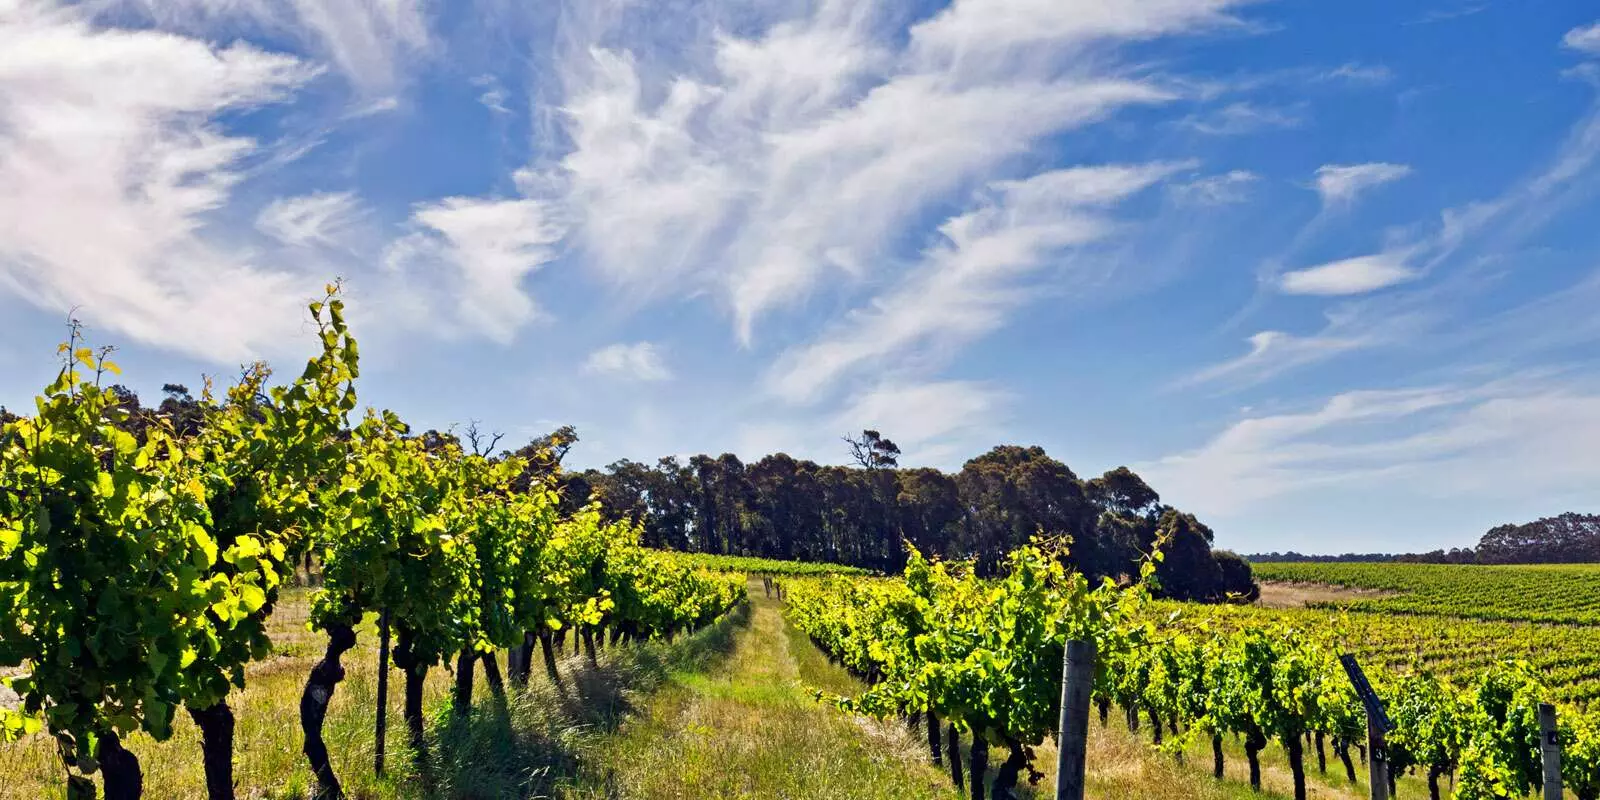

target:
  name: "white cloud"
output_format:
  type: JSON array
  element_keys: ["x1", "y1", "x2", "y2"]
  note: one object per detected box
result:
[
  {"x1": 0, "y1": 1, "x2": 322, "y2": 362},
  {"x1": 532, "y1": 0, "x2": 1253, "y2": 345},
  {"x1": 1180, "y1": 296, "x2": 1439, "y2": 390},
  {"x1": 1180, "y1": 329, "x2": 1375, "y2": 388},
  {"x1": 1564, "y1": 22, "x2": 1600, "y2": 57},
  {"x1": 1181, "y1": 102, "x2": 1303, "y2": 135},
  {"x1": 1169, "y1": 170, "x2": 1258, "y2": 205},
  {"x1": 1321, "y1": 63, "x2": 1392, "y2": 83},
  {"x1": 103, "y1": 0, "x2": 432, "y2": 95},
  {"x1": 471, "y1": 73, "x2": 510, "y2": 114},
  {"x1": 1407, "y1": 4, "x2": 1488, "y2": 25},
  {"x1": 767, "y1": 162, "x2": 1182, "y2": 402},
  {"x1": 1279, "y1": 252, "x2": 1418, "y2": 295},
  {"x1": 1201, "y1": 89, "x2": 1600, "y2": 390},
  {"x1": 1144, "y1": 376, "x2": 1600, "y2": 518},
  {"x1": 256, "y1": 191, "x2": 365, "y2": 248},
  {"x1": 385, "y1": 197, "x2": 565, "y2": 342},
  {"x1": 1313, "y1": 162, "x2": 1412, "y2": 208},
  {"x1": 583, "y1": 342, "x2": 672, "y2": 381},
  {"x1": 907, "y1": 0, "x2": 1248, "y2": 66}
]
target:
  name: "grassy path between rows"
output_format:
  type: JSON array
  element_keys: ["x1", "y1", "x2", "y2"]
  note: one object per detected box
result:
[{"x1": 561, "y1": 583, "x2": 958, "y2": 799}]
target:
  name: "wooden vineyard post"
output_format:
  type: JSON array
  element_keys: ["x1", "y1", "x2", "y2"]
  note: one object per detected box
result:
[
  {"x1": 1055, "y1": 639, "x2": 1096, "y2": 800},
  {"x1": 1540, "y1": 703, "x2": 1562, "y2": 800},
  {"x1": 1339, "y1": 654, "x2": 1394, "y2": 800},
  {"x1": 1366, "y1": 716, "x2": 1389, "y2": 800}
]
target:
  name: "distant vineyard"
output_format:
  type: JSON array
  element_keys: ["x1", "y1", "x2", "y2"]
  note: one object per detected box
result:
[
  {"x1": 1167, "y1": 601, "x2": 1600, "y2": 704},
  {"x1": 658, "y1": 552, "x2": 870, "y2": 576},
  {"x1": 1252, "y1": 561, "x2": 1600, "y2": 624}
]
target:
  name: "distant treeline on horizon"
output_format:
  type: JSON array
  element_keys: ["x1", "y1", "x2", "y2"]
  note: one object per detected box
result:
[{"x1": 1247, "y1": 512, "x2": 1600, "y2": 565}]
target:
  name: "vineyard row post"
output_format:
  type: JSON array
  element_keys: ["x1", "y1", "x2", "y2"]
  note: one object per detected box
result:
[
  {"x1": 1540, "y1": 702, "x2": 1562, "y2": 800},
  {"x1": 1367, "y1": 716, "x2": 1388, "y2": 800},
  {"x1": 1339, "y1": 654, "x2": 1392, "y2": 800},
  {"x1": 1054, "y1": 638, "x2": 1095, "y2": 800}
]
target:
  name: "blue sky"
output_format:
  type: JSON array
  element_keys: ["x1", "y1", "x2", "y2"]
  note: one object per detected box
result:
[{"x1": 3, "y1": 0, "x2": 1599, "y2": 555}]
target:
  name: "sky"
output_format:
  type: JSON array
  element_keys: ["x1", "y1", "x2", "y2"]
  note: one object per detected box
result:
[{"x1": 2, "y1": 0, "x2": 1599, "y2": 555}]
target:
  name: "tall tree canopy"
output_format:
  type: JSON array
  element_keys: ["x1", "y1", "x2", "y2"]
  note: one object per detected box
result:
[{"x1": 575, "y1": 441, "x2": 1254, "y2": 602}]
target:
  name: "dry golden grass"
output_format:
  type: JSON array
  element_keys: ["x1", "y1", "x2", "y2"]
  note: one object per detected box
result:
[{"x1": 1255, "y1": 581, "x2": 1398, "y2": 609}]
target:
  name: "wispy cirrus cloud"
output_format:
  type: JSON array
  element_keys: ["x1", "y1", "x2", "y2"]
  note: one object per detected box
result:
[
  {"x1": 100, "y1": 0, "x2": 433, "y2": 96},
  {"x1": 384, "y1": 197, "x2": 565, "y2": 342},
  {"x1": 1406, "y1": 3, "x2": 1489, "y2": 26},
  {"x1": 1181, "y1": 101, "x2": 1304, "y2": 135},
  {"x1": 1313, "y1": 162, "x2": 1413, "y2": 208},
  {"x1": 1197, "y1": 64, "x2": 1600, "y2": 390},
  {"x1": 0, "y1": 1, "x2": 322, "y2": 362},
  {"x1": 256, "y1": 191, "x2": 366, "y2": 249},
  {"x1": 1169, "y1": 170, "x2": 1259, "y2": 206},
  {"x1": 766, "y1": 162, "x2": 1184, "y2": 403},
  {"x1": 1320, "y1": 62, "x2": 1393, "y2": 83},
  {"x1": 1144, "y1": 374, "x2": 1600, "y2": 518},
  {"x1": 583, "y1": 342, "x2": 673, "y2": 382},
  {"x1": 527, "y1": 0, "x2": 1258, "y2": 345}
]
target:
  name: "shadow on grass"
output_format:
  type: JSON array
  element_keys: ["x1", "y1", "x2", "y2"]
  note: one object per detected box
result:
[{"x1": 410, "y1": 604, "x2": 750, "y2": 799}]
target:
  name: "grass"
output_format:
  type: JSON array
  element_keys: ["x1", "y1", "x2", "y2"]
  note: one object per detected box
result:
[
  {"x1": 0, "y1": 588, "x2": 746, "y2": 800},
  {"x1": 559, "y1": 582, "x2": 958, "y2": 800},
  {"x1": 0, "y1": 589, "x2": 455, "y2": 799}
]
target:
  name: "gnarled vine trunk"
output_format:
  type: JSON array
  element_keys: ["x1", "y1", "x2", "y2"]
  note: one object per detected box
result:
[
  {"x1": 513, "y1": 631, "x2": 535, "y2": 686},
  {"x1": 1285, "y1": 731, "x2": 1307, "y2": 800},
  {"x1": 301, "y1": 622, "x2": 356, "y2": 799},
  {"x1": 582, "y1": 627, "x2": 598, "y2": 667},
  {"x1": 539, "y1": 628, "x2": 562, "y2": 687},
  {"x1": 928, "y1": 711, "x2": 942, "y2": 765},
  {"x1": 991, "y1": 740, "x2": 1027, "y2": 800},
  {"x1": 1315, "y1": 731, "x2": 1326, "y2": 774},
  {"x1": 452, "y1": 648, "x2": 475, "y2": 718},
  {"x1": 969, "y1": 736, "x2": 989, "y2": 800},
  {"x1": 392, "y1": 628, "x2": 429, "y2": 766},
  {"x1": 98, "y1": 730, "x2": 143, "y2": 800},
  {"x1": 189, "y1": 701, "x2": 235, "y2": 800},
  {"x1": 375, "y1": 610, "x2": 390, "y2": 776},
  {"x1": 481, "y1": 651, "x2": 505, "y2": 700},
  {"x1": 947, "y1": 723, "x2": 964, "y2": 791},
  {"x1": 1245, "y1": 728, "x2": 1267, "y2": 791},
  {"x1": 1427, "y1": 763, "x2": 1443, "y2": 800},
  {"x1": 1336, "y1": 740, "x2": 1357, "y2": 782},
  {"x1": 1212, "y1": 734, "x2": 1225, "y2": 779}
]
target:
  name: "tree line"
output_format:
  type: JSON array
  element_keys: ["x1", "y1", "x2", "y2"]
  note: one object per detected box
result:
[{"x1": 560, "y1": 431, "x2": 1256, "y2": 603}]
